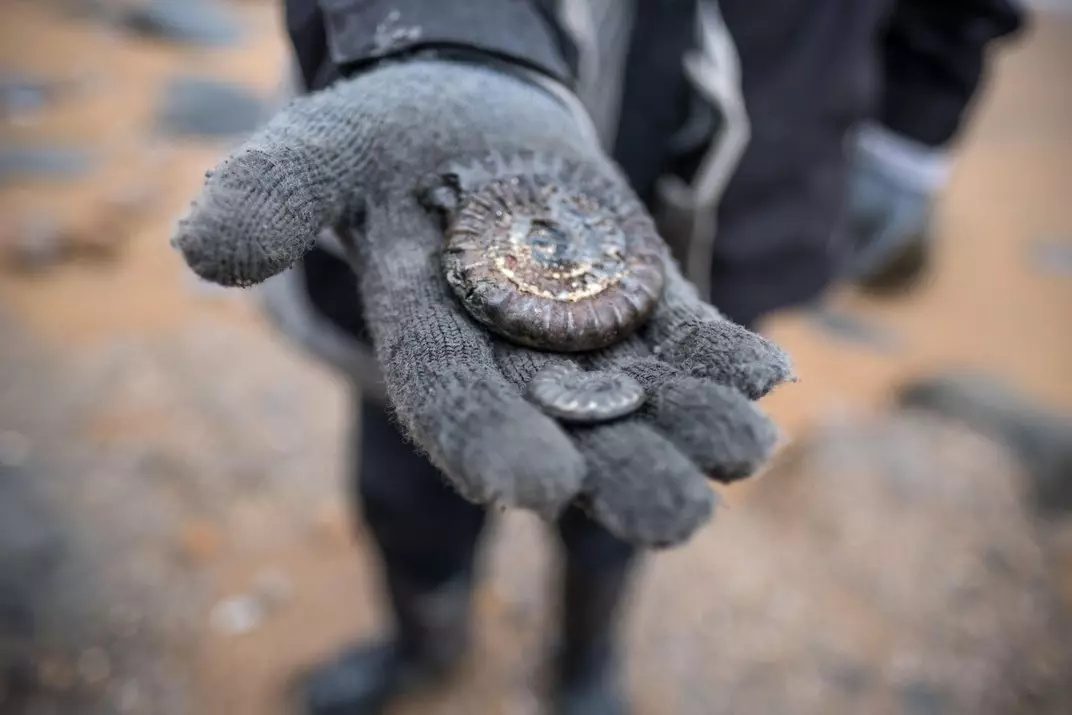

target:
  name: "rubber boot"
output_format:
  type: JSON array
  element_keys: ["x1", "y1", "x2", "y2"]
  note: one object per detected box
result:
[
  {"x1": 551, "y1": 554, "x2": 636, "y2": 715},
  {"x1": 299, "y1": 569, "x2": 473, "y2": 715}
]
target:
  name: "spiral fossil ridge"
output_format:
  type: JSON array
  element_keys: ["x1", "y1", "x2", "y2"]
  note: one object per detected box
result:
[
  {"x1": 432, "y1": 155, "x2": 666, "y2": 352},
  {"x1": 527, "y1": 363, "x2": 646, "y2": 424}
]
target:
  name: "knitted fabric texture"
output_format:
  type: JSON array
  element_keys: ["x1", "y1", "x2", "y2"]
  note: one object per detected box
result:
[{"x1": 172, "y1": 59, "x2": 794, "y2": 548}]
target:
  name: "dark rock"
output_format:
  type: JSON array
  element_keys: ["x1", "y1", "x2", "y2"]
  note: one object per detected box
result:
[
  {"x1": 3, "y1": 215, "x2": 64, "y2": 272},
  {"x1": 818, "y1": 657, "x2": 870, "y2": 696},
  {"x1": 0, "y1": 74, "x2": 51, "y2": 118},
  {"x1": 0, "y1": 147, "x2": 96, "y2": 183},
  {"x1": 1028, "y1": 237, "x2": 1072, "y2": 277},
  {"x1": 116, "y1": 0, "x2": 242, "y2": 47},
  {"x1": 897, "y1": 681, "x2": 951, "y2": 715},
  {"x1": 0, "y1": 463, "x2": 69, "y2": 706},
  {"x1": 0, "y1": 71, "x2": 100, "y2": 121},
  {"x1": 807, "y1": 306, "x2": 902, "y2": 353},
  {"x1": 43, "y1": 0, "x2": 110, "y2": 22},
  {"x1": 897, "y1": 372, "x2": 1072, "y2": 515},
  {"x1": 0, "y1": 464, "x2": 67, "y2": 612},
  {"x1": 155, "y1": 76, "x2": 268, "y2": 139}
]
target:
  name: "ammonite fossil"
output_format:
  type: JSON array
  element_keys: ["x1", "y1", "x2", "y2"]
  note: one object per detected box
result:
[
  {"x1": 437, "y1": 163, "x2": 666, "y2": 352},
  {"x1": 528, "y1": 363, "x2": 645, "y2": 424}
]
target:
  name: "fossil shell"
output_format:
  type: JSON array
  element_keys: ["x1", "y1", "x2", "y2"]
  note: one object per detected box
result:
[
  {"x1": 441, "y1": 173, "x2": 665, "y2": 352},
  {"x1": 527, "y1": 364, "x2": 645, "y2": 424}
]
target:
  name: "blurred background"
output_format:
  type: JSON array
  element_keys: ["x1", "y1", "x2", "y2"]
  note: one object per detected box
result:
[{"x1": 1, "y1": 1, "x2": 1070, "y2": 714}]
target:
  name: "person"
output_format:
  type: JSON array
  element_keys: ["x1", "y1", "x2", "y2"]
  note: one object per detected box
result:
[
  {"x1": 845, "y1": 0, "x2": 1027, "y2": 294},
  {"x1": 172, "y1": 2, "x2": 1026, "y2": 713}
]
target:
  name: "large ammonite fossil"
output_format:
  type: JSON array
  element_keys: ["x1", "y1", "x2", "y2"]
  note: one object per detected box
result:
[{"x1": 439, "y1": 168, "x2": 666, "y2": 352}]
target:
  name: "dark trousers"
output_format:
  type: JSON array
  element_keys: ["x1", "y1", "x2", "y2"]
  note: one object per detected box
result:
[{"x1": 350, "y1": 387, "x2": 640, "y2": 610}]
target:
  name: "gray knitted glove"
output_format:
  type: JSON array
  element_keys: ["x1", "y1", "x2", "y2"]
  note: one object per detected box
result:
[
  {"x1": 173, "y1": 59, "x2": 794, "y2": 548},
  {"x1": 844, "y1": 122, "x2": 951, "y2": 284}
]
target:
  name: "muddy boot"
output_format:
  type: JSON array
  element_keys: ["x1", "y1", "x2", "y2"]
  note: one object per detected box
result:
[
  {"x1": 897, "y1": 373, "x2": 1072, "y2": 515},
  {"x1": 299, "y1": 570, "x2": 472, "y2": 715},
  {"x1": 551, "y1": 523, "x2": 637, "y2": 715}
]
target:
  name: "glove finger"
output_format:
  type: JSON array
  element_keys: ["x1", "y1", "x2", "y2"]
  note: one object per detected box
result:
[
  {"x1": 580, "y1": 343, "x2": 779, "y2": 480},
  {"x1": 584, "y1": 350, "x2": 779, "y2": 481},
  {"x1": 648, "y1": 373, "x2": 778, "y2": 482},
  {"x1": 493, "y1": 339, "x2": 714, "y2": 541},
  {"x1": 595, "y1": 357, "x2": 779, "y2": 482},
  {"x1": 172, "y1": 82, "x2": 379, "y2": 287},
  {"x1": 492, "y1": 341, "x2": 582, "y2": 392},
  {"x1": 398, "y1": 361, "x2": 587, "y2": 519},
  {"x1": 641, "y1": 258, "x2": 794, "y2": 399},
  {"x1": 363, "y1": 206, "x2": 586, "y2": 518},
  {"x1": 574, "y1": 421, "x2": 716, "y2": 549}
]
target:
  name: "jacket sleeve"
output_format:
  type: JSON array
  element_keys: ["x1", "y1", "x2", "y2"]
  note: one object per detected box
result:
[
  {"x1": 877, "y1": 0, "x2": 1028, "y2": 147},
  {"x1": 284, "y1": 0, "x2": 578, "y2": 92}
]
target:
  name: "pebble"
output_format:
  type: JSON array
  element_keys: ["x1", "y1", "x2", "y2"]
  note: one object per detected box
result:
[
  {"x1": 176, "y1": 520, "x2": 221, "y2": 564},
  {"x1": 115, "y1": 680, "x2": 143, "y2": 713},
  {"x1": 108, "y1": 604, "x2": 143, "y2": 639},
  {"x1": 76, "y1": 647, "x2": 111, "y2": 684},
  {"x1": 156, "y1": 75, "x2": 268, "y2": 139},
  {"x1": 2, "y1": 215, "x2": 64, "y2": 272},
  {"x1": 807, "y1": 306, "x2": 902, "y2": 353},
  {"x1": 0, "y1": 430, "x2": 31, "y2": 467},
  {"x1": 36, "y1": 655, "x2": 76, "y2": 691},
  {"x1": 116, "y1": 0, "x2": 243, "y2": 47},
  {"x1": 0, "y1": 146, "x2": 96, "y2": 183},
  {"x1": 105, "y1": 183, "x2": 157, "y2": 217},
  {"x1": 308, "y1": 503, "x2": 353, "y2": 547},
  {"x1": 209, "y1": 595, "x2": 264, "y2": 635},
  {"x1": 3, "y1": 188, "x2": 155, "y2": 272},
  {"x1": 0, "y1": 70, "x2": 102, "y2": 122},
  {"x1": 0, "y1": 74, "x2": 50, "y2": 119},
  {"x1": 252, "y1": 567, "x2": 294, "y2": 609},
  {"x1": 1028, "y1": 237, "x2": 1072, "y2": 277},
  {"x1": 897, "y1": 680, "x2": 951, "y2": 715}
]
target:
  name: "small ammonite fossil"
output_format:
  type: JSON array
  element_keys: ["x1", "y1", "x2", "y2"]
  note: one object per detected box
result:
[
  {"x1": 528, "y1": 363, "x2": 646, "y2": 424},
  {"x1": 440, "y1": 172, "x2": 666, "y2": 352}
]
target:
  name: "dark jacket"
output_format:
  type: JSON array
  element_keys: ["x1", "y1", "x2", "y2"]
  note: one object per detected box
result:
[{"x1": 278, "y1": 0, "x2": 1024, "y2": 349}]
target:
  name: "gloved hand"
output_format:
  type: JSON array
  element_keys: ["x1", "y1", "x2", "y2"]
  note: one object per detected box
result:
[
  {"x1": 844, "y1": 121, "x2": 953, "y2": 292},
  {"x1": 172, "y1": 58, "x2": 794, "y2": 548}
]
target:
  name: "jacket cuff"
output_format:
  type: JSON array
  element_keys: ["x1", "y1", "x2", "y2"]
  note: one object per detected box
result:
[
  {"x1": 877, "y1": 0, "x2": 1027, "y2": 148},
  {"x1": 855, "y1": 121, "x2": 952, "y2": 192},
  {"x1": 318, "y1": 0, "x2": 577, "y2": 87}
]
